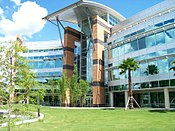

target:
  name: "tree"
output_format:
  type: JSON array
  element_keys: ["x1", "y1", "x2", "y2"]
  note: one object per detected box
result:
[
  {"x1": 118, "y1": 58, "x2": 140, "y2": 109},
  {"x1": 57, "y1": 74, "x2": 67, "y2": 107},
  {"x1": 0, "y1": 40, "x2": 45, "y2": 130},
  {"x1": 79, "y1": 79, "x2": 89, "y2": 107},
  {"x1": 0, "y1": 40, "x2": 24, "y2": 131},
  {"x1": 144, "y1": 64, "x2": 159, "y2": 75},
  {"x1": 48, "y1": 79, "x2": 57, "y2": 106},
  {"x1": 69, "y1": 64, "x2": 80, "y2": 107},
  {"x1": 169, "y1": 60, "x2": 175, "y2": 73}
]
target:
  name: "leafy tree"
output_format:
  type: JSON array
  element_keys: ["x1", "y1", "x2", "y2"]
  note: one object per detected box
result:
[
  {"x1": 79, "y1": 79, "x2": 89, "y2": 107},
  {"x1": 169, "y1": 60, "x2": 175, "y2": 74},
  {"x1": 69, "y1": 64, "x2": 80, "y2": 107},
  {"x1": 48, "y1": 79, "x2": 58, "y2": 106},
  {"x1": 0, "y1": 40, "x2": 45, "y2": 130},
  {"x1": 57, "y1": 74, "x2": 67, "y2": 107},
  {"x1": 118, "y1": 58, "x2": 139, "y2": 109},
  {"x1": 144, "y1": 64, "x2": 159, "y2": 75},
  {"x1": 0, "y1": 40, "x2": 24, "y2": 130}
]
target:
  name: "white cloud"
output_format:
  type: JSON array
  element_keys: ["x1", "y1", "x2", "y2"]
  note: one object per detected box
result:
[
  {"x1": 0, "y1": 1, "x2": 48, "y2": 38},
  {"x1": 0, "y1": 7, "x2": 3, "y2": 16},
  {"x1": 0, "y1": 35, "x2": 16, "y2": 42},
  {"x1": 10, "y1": 0, "x2": 21, "y2": 6}
]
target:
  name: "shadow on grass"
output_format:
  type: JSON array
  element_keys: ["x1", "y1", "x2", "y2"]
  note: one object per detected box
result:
[
  {"x1": 149, "y1": 109, "x2": 175, "y2": 113},
  {"x1": 102, "y1": 108, "x2": 116, "y2": 110}
]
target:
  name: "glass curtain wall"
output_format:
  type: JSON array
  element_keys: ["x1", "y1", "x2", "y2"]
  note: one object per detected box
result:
[
  {"x1": 108, "y1": 26, "x2": 175, "y2": 92},
  {"x1": 81, "y1": 19, "x2": 93, "y2": 83}
]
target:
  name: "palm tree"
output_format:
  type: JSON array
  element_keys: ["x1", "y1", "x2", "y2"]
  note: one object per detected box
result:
[
  {"x1": 144, "y1": 64, "x2": 159, "y2": 75},
  {"x1": 169, "y1": 60, "x2": 175, "y2": 73},
  {"x1": 118, "y1": 58, "x2": 140, "y2": 109}
]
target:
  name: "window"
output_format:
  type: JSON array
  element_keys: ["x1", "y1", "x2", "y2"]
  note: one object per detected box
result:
[
  {"x1": 118, "y1": 45, "x2": 125, "y2": 56},
  {"x1": 132, "y1": 68, "x2": 140, "y2": 78},
  {"x1": 140, "y1": 62, "x2": 148, "y2": 76},
  {"x1": 157, "y1": 59, "x2": 168, "y2": 74},
  {"x1": 147, "y1": 52, "x2": 157, "y2": 59},
  {"x1": 29, "y1": 50, "x2": 33, "y2": 53},
  {"x1": 112, "y1": 47, "x2": 119, "y2": 58},
  {"x1": 156, "y1": 31, "x2": 165, "y2": 45},
  {"x1": 133, "y1": 83, "x2": 140, "y2": 89},
  {"x1": 156, "y1": 50, "x2": 167, "y2": 57},
  {"x1": 170, "y1": 79, "x2": 175, "y2": 86},
  {"x1": 130, "y1": 40, "x2": 138, "y2": 51},
  {"x1": 124, "y1": 42, "x2": 131, "y2": 54},
  {"x1": 167, "y1": 48, "x2": 175, "y2": 54},
  {"x1": 168, "y1": 57, "x2": 175, "y2": 71},
  {"x1": 141, "y1": 82, "x2": 149, "y2": 89},
  {"x1": 165, "y1": 28, "x2": 175, "y2": 43},
  {"x1": 150, "y1": 81, "x2": 159, "y2": 88},
  {"x1": 118, "y1": 69, "x2": 125, "y2": 79},
  {"x1": 55, "y1": 60, "x2": 62, "y2": 67},
  {"x1": 164, "y1": 19, "x2": 174, "y2": 25},
  {"x1": 159, "y1": 80, "x2": 169, "y2": 87},
  {"x1": 112, "y1": 69, "x2": 119, "y2": 80},
  {"x1": 138, "y1": 37, "x2": 146, "y2": 50},
  {"x1": 38, "y1": 62, "x2": 43, "y2": 69},
  {"x1": 145, "y1": 34, "x2": 156, "y2": 48},
  {"x1": 155, "y1": 22, "x2": 163, "y2": 27}
]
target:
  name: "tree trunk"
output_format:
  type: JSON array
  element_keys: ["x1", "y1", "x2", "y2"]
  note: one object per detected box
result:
[
  {"x1": 128, "y1": 69, "x2": 133, "y2": 109},
  {"x1": 8, "y1": 95, "x2": 12, "y2": 131}
]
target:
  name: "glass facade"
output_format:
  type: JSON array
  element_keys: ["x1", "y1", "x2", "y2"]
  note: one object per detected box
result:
[
  {"x1": 21, "y1": 42, "x2": 63, "y2": 83},
  {"x1": 108, "y1": 3, "x2": 175, "y2": 108},
  {"x1": 108, "y1": 27, "x2": 175, "y2": 84},
  {"x1": 81, "y1": 19, "x2": 93, "y2": 83},
  {"x1": 110, "y1": 9, "x2": 175, "y2": 45}
]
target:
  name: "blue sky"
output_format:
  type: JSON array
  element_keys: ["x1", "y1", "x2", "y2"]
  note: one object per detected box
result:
[{"x1": 0, "y1": 0, "x2": 164, "y2": 42}]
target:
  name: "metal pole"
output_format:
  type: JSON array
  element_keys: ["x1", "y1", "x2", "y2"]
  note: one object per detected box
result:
[{"x1": 56, "y1": 17, "x2": 64, "y2": 48}]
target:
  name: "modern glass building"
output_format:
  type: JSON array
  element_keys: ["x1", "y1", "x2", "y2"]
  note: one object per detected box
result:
[
  {"x1": 21, "y1": 41, "x2": 63, "y2": 105},
  {"x1": 108, "y1": 0, "x2": 175, "y2": 108},
  {"x1": 43, "y1": 0, "x2": 175, "y2": 108}
]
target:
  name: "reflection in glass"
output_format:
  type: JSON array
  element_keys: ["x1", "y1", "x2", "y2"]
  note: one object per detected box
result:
[
  {"x1": 150, "y1": 81, "x2": 159, "y2": 88},
  {"x1": 157, "y1": 59, "x2": 168, "y2": 74},
  {"x1": 144, "y1": 64, "x2": 159, "y2": 75},
  {"x1": 165, "y1": 28, "x2": 175, "y2": 43},
  {"x1": 138, "y1": 37, "x2": 146, "y2": 50},
  {"x1": 131, "y1": 40, "x2": 138, "y2": 51},
  {"x1": 156, "y1": 31, "x2": 165, "y2": 45},
  {"x1": 145, "y1": 34, "x2": 156, "y2": 47},
  {"x1": 140, "y1": 62, "x2": 148, "y2": 76},
  {"x1": 159, "y1": 80, "x2": 169, "y2": 87},
  {"x1": 118, "y1": 45, "x2": 125, "y2": 56}
]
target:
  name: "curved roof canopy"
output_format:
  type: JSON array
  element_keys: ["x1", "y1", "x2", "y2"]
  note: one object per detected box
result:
[{"x1": 43, "y1": 0, "x2": 125, "y2": 24}]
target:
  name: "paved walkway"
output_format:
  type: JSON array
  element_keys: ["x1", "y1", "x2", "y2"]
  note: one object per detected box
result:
[{"x1": 0, "y1": 111, "x2": 44, "y2": 128}]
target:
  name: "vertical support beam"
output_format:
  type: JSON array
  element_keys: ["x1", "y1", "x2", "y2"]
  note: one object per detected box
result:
[
  {"x1": 164, "y1": 88, "x2": 170, "y2": 109},
  {"x1": 109, "y1": 92, "x2": 114, "y2": 107},
  {"x1": 92, "y1": 16, "x2": 110, "y2": 107},
  {"x1": 63, "y1": 27, "x2": 81, "y2": 106},
  {"x1": 125, "y1": 91, "x2": 128, "y2": 106}
]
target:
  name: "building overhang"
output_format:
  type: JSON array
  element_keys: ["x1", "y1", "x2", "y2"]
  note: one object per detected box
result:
[{"x1": 42, "y1": 0, "x2": 125, "y2": 24}]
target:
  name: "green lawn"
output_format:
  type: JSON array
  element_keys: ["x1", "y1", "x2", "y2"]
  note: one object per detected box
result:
[{"x1": 2, "y1": 107, "x2": 175, "y2": 131}]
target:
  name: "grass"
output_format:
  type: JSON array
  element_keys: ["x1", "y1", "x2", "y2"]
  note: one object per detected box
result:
[{"x1": 1, "y1": 107, "x2": 175, "y2": 131}]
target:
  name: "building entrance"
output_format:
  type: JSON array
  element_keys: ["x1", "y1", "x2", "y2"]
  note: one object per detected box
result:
[{"x1": 113, "y1": 92, "x2": 125, "y2": 107}]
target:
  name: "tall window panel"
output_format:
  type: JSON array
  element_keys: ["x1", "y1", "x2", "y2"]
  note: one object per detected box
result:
[
  {"x1": 156, "y1": 31, "x2": 165, "y2": 45},
  {"x1": 165, "y1": 28, "x2": 175, "y2": 43},
  {"x1": 145, "y1": 34, "x2": 156, "y2": 48},
  {"x1": 138, "y1": 37, "x2": 146, "y2": 50},
  {"x1": 157, "y1": 58, "x2": 168, "y2": 74}
]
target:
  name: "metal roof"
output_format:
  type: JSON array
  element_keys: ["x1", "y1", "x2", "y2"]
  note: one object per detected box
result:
[{"x1": 43, "y1": 0, "x2": 125, "y2": 24}]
